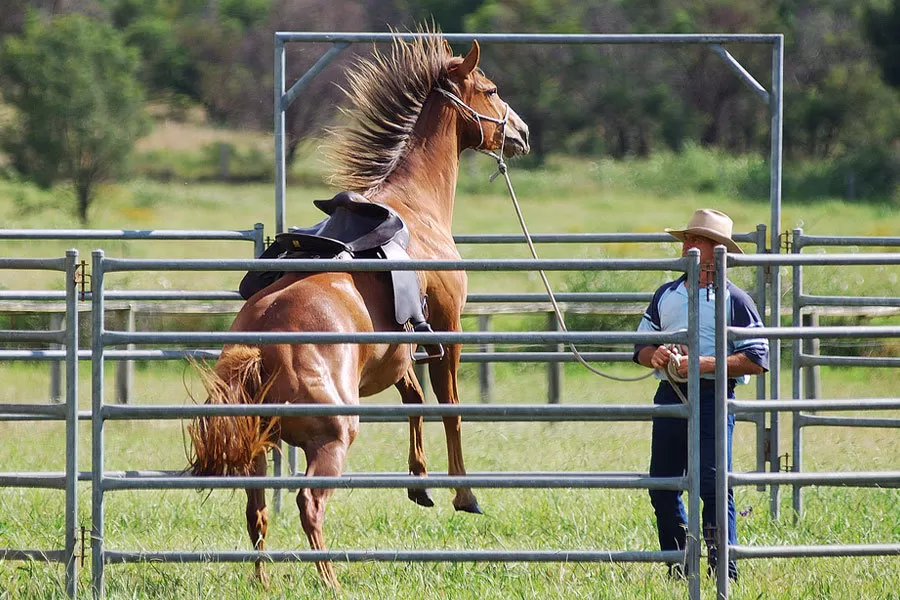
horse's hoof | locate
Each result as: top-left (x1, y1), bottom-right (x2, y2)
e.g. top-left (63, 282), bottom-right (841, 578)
top-left (408, 488), bottom-right (435, 507)
top-left (255, 565), bottom-right (270, 589)
top-left (454, 500), bottom-right (484, 515)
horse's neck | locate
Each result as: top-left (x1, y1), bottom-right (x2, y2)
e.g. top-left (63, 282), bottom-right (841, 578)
top-left (374, 104), bottom-right (461, 241)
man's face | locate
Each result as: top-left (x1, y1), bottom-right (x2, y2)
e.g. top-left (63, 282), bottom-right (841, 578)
top-left (681, 233), bottom-right (717, 264)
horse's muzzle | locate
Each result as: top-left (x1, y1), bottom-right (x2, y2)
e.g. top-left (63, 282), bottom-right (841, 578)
top-left (503, 111), bottom-right (530, 157)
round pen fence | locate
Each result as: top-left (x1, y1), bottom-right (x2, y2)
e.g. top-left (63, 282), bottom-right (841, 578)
top-left (0, 252), bottom-right (80, 599)
top-left (88, 250), bottom-right (713, 600)
top-left (1, 240), bottom-right (898, 599)
top-left (789, 230), bottom-right (900, 518)
top-left (712, 247), bottom-right (900, 598)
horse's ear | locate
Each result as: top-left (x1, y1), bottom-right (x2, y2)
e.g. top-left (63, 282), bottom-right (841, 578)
top-left (443, 39), bottom-right (453, 56)
top-left (453, 40), bottom-right (480, 78)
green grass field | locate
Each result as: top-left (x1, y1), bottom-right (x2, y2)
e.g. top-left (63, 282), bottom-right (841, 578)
top-left (1, 146), bottom-right (899, 598)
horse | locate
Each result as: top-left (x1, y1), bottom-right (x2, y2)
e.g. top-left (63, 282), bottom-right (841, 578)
top-left (188, 32), bottom-right (530, 589)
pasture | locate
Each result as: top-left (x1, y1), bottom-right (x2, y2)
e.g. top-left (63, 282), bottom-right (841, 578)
top-left (1, 147), bottom-right (899, 598)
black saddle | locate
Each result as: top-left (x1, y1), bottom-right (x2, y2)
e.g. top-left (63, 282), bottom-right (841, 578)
top-left (275, 191), bottom-right (409, 258)
top-left (238, 191), bottom-right (442, 361)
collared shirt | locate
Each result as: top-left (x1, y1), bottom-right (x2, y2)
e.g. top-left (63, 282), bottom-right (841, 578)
top-left (633, 275), bottom-right (769, 381)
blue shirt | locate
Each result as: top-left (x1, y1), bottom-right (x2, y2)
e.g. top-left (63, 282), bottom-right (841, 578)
top-left (633, 275), bottom-right (769, 381)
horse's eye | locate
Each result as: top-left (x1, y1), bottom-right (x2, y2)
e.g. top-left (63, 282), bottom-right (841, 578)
top-left (485, 88), bottom-right (498, 96)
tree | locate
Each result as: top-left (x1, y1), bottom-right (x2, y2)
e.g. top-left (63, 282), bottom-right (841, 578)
top-left (0, 12), bottom-right (149, 224)
top-left (864, 0), bottom-right (900, 88)
top-left (465, 0), bottom-right (596, 164)
top-left (395, 0), bottom-right (487, 32)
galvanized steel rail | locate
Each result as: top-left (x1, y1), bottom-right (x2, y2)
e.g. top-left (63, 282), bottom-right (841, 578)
top-left (713, 247), bottom-right (900, 599)
top-left (0, 251), bottom-right (79, 598)
top-left (88, 248), bottom-right (706, 599)
top-left (788, 230), bottom-right (900, 519)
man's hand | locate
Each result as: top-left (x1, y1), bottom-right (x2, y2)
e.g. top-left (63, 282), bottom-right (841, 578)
top-left (649, 345), bottom-right (677, 370)
top-left (643, 345), bottom-right (715, 377)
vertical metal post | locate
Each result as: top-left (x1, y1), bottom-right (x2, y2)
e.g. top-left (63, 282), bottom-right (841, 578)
top-left (791, 229), bottom-right (803, 520)
top-left (477, 314), bottom-right (493, 403)
top-left (91, 250), bottom-right (106, 599)
top-left (64, 250), bottom-right (79, 599)
top-left (289, 446), bottom-right (298, 481)
top-left (115, 305), bottom-right (135, 404)
top-left (546, 312), bottom-right (561, 404)
top-left (50, 311), bottom-right (64, 404)
top-left (686, 248), bottom-right (701, 600)
top-left (767, 35), bottom-right (785, 521)
top-left (801, 313), bottom-right (820, 399)
top-left (754, 224), bottom-right (767, 490)
top-left (274, 35), bottom-right (287, 234)
top-left (253, 223), bottom-right (265, 257)
top-left (273, 444), bottom-right (283, 514)
top-left (713, 246), bottom-right (730, 599)
top-left (414, 363), bottom-right (429, 399)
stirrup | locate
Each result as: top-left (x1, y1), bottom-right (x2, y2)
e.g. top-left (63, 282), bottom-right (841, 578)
top-left (414, 344), bottom-right (444, 363)
top-left (411, 322), bottom-right (444, 363)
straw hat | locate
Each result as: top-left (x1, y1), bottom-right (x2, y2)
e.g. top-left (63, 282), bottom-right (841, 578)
top-left (665, 209), bottom-right (743, 254)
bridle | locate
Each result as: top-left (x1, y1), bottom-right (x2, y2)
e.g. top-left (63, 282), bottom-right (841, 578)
top-left (435, 87), bottom-right (510, 161)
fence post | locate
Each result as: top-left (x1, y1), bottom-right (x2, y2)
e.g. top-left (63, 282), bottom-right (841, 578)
top-left (50, 311), bottom-right (63, 404)
top-left (115, 305), bottom-right (135, 404)
top-left (547, 312), bottom-right (561, 404)
top-left (253, 222), bottom-right (265, 257)
top-left (414, 363), bottom-right (429, 400)
top-left (801, 312), bottom-right (821, 400)
top-left (272, 445), bottom-right (283, 513)
top-left (478, 313), bottom-right (493, 403)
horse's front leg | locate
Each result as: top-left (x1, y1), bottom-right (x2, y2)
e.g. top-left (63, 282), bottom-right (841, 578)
top-left (395, 367), bottom-right (433, 507)
top-left (245, 451), bottom-right (271, 587)
top-left (428, 342), bottom-right (481, 514)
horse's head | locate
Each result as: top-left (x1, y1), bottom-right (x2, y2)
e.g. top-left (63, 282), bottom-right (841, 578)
top-left (445, 40), bottom-right (530, 158)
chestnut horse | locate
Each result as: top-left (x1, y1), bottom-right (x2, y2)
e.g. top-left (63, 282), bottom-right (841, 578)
top-left (189, 33), bottom-right (529, 588)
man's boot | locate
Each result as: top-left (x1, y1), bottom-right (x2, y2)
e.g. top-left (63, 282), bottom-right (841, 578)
top-left (704, 525), bottom-right (738, 581)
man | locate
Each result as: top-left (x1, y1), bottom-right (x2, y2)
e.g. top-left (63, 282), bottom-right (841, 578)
top-left (633, 208), bottom-right (769, 580)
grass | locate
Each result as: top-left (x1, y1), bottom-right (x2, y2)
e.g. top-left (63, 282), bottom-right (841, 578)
top-left (1, 359), bottom-right (898, 599)
top-left (0, 141), bottom-right (899, 598)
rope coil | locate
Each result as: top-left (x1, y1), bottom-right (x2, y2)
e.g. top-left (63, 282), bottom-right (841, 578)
top-left (664, 345), bottom-right (688, 384)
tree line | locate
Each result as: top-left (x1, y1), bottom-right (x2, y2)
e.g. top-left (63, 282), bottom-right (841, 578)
top-left (1, 0), bottom-right (898, 224)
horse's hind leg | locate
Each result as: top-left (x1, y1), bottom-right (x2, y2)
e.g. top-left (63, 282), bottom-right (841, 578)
top-left (245, 451), bottom-right (270, 586)
top-left (296, 437), bottom-right (350, 590)
top-left (395, 367), bottom-right (434, 507)
top-left (428, 344), bottom-right (481, 514)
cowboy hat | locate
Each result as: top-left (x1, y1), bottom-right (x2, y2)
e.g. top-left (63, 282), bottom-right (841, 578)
top-left (665, 208), bottom-right (743, 254)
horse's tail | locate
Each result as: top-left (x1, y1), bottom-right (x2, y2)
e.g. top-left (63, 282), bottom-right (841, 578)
top-left (187, 345), bottom-right (280, 477)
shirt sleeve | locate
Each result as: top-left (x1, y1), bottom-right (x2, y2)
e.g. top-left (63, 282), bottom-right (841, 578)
top-left (728, 283), bottom-right (769, 371)
top-left (633, 285), bottom-right (664, 364)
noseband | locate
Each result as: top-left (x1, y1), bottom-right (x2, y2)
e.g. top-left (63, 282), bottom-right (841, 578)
top-left (435, 87), bottom-right (510, 160)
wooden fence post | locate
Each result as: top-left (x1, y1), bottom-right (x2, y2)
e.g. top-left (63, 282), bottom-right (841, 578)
top-left (115, 305), bottom-right (135, 404)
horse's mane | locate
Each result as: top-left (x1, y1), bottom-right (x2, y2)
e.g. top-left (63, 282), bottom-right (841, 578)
top-left (328, 30), bottom-right (456, 195)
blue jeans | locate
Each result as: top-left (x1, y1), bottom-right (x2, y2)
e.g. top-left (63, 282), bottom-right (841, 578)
top-left (648, 380), bottom-right (737, 556)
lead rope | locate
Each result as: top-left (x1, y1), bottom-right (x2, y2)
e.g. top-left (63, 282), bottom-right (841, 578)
top-left (485, 153), bottom-right (656, 383)
top-left (663, 345), bottom-right (690, 404)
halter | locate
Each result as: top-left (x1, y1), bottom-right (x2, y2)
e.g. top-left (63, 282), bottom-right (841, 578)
top-left (435, 87), bottom-right (510, 161)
